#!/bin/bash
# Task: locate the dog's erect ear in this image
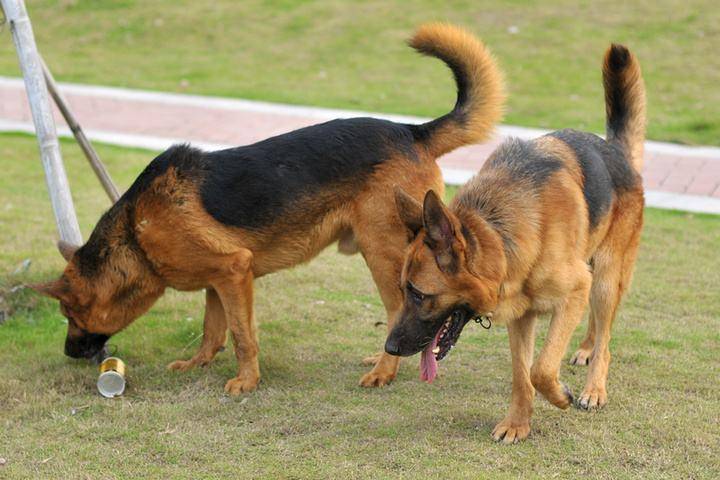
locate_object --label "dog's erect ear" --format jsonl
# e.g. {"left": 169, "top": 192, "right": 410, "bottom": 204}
{"left": 28, "top": 278, "right": 69, "bottom": 301}
{"left": 57, "top": 240, "right": 80, "bottom": 262}
{"left": 423, "top": 190, "right": 455, "bottom": 248}
{"left": 394, "top": 187, "right": 423, "bottom": 236}
{"left": 423, "top": 190, "right": 460, "bottom": 272}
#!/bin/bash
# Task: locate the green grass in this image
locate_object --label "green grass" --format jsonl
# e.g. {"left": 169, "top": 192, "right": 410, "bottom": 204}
{"left": 1, "top": 132, "right": 719, "bottom": 478}
{"left": 0, "top": 1, "right": 718, "bottom": 145}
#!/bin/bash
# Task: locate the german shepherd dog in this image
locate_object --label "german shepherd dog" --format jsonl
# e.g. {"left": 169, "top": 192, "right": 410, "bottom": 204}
{"left": 31, "top": 24, "right": 505, "bottom": 394}
{"left": 385, "top": 45, "right": 645, "bottom": 442}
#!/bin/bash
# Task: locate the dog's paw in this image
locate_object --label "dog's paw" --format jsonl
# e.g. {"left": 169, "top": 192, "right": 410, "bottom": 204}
{"left": 532, "top": 372, "right": 575, "bottom": 410}
{"left": 359, "top": 369, "right": 396, "bottom": 388}
{"left": 492, "top": 417, "right": 531, "bottom": 444}
{"left": 541, "top": 381, "right": 575, "bottom": 409}
{"left": 361, "top": 352, "right": 383, "bottom": 366}
{"left": 569, "top": 348, "right": 593, "bottom": 366}
{"left": 224, "top": 374, "right": 260, "bottom": 395}
{"left": 576, "top": 386, "right": 607, "bottom": 410}
{"left": 167, "top": 359, "right": 198, "bottom": 372}
{"left": 559, "top": 382, "right": 576, "bottom": 409}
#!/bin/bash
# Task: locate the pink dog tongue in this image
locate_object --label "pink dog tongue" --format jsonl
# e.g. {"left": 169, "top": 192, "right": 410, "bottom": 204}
{"left": 420, "top": 329, "right": 442, "bottom": 383}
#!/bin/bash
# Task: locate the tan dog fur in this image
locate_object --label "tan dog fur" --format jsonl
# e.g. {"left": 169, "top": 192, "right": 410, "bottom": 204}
{"left": 387, "top": 44, "right": 646, "bottom": 442}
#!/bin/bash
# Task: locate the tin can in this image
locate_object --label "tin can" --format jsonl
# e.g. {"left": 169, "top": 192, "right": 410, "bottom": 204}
{"left": 97, "top": 357, "right": 126, "bottom": 398}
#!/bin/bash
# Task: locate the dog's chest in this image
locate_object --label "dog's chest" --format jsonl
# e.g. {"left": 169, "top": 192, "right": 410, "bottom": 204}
{"left": 494, "top": 278, "right": 568, "bottom": 323}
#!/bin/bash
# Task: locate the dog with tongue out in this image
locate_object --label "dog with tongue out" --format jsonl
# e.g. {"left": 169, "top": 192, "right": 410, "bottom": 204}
{"left": 384, "top": 42, "right": 646, "bottom": 444}
{"left": 383, "top": 189, "right": 499, "bottom": 385}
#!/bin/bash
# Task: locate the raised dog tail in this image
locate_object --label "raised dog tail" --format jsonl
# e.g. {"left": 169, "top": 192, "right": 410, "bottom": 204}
{"left": 602, "top": 44, "right": 646, "bottom": 172}
{"left": 408, "top": 23, "right": 505, "bottom": 158}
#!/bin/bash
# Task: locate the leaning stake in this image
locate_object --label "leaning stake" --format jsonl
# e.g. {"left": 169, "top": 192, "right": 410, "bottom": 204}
{"left": 41, "top": 57, "right": 121, "bottom": 203}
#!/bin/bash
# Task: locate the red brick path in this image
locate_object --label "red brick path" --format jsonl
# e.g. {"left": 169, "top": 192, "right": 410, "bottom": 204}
{"left": 1, "top": 79, "right": 719, "bottom": 198}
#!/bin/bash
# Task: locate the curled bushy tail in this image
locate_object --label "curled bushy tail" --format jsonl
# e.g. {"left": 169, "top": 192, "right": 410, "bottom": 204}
{"left": 409, "top": 23, "right": 506, "bottom": 158}
{"left": 603, "top": 44, "right": 646, "bottom": 171}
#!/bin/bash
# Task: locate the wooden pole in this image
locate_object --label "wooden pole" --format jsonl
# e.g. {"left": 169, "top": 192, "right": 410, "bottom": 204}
{"left": 41, "top": 58, "right": 121, "bottom": 203}
{"left": 1, "top": 0, "right": 82, "bottom": 245}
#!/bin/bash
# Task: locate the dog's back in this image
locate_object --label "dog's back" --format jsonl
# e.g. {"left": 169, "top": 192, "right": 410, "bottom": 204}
{"left": 200, "top": 118, "right": 418, "bottom": 231}
{"left": 547, "top": 129, "right": 639, "bottom": 228}
{"left": 454, "top": 45, "right": 645, "bottom": 268}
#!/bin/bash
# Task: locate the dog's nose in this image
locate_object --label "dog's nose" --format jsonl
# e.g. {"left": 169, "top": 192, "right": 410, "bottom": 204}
{"left": 384, "top": 337, "right": 401, "bottom": 355}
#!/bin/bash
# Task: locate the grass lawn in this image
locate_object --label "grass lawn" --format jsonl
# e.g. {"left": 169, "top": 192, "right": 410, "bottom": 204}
{"left": 0, "top": 133, "right": 719, "bottom": 478}
{"left": 0, "top": 1, "right": 718, "bottom": 146}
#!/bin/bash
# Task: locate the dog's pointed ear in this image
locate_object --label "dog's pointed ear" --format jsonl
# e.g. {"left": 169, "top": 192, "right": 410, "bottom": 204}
{"left": 423, "top": 190, "right": 460, "bottom": 272}
{"left": 57, "top": 240, "right": 80, "bottom": 261}
{"left": 394, "top": 187, "right": 423, "bottom": 236}
{"left": 423, "top": 190, "right": 455, "bottom": 248}
{"left": 28, "top": 278, "right": 69, "bottom": 301}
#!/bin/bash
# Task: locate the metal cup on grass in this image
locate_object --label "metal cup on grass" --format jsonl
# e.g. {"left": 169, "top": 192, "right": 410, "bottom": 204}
{"left": 97, "top": 356, "right": 126, "bottom": 398}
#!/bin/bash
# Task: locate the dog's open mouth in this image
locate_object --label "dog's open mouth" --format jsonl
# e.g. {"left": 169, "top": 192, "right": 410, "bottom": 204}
{"left": 420, "top": 310, "right": 471, "bottom": 383}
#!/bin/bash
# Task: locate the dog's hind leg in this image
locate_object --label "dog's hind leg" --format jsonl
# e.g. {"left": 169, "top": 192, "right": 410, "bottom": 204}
{"left": 570, "top": 310, "right": 595, "bottom": 366}
{"left": 211, "top": 249, "right": 260, "bottom": 395}
{"left": 578, "top": 203, "right": 642, "bottom": 410}
{"left": 168, "top": 288, "right": 228, "bottom": 371}
{"left": 357, "top": 257, "right": 403, "bottom": 387}
{"left": 531, "top": 267, "right": 591, "bottom": 409}
{"left": 492, "top": 312, "right": 537, "bottom": 444}
{"left": 356, "top": 234, "right": 406, "bottom": 388}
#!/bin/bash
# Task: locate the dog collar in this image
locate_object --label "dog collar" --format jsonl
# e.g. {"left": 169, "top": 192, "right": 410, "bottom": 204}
{"left": 473, "top": 312, "right": 493, "bottom": 329}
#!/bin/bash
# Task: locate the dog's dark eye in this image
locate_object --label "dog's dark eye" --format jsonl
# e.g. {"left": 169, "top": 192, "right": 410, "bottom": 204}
{"left": 406, "top": 282, "right": 426, "bottom": 305}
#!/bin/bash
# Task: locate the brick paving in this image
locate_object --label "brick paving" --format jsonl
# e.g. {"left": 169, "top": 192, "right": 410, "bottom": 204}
{"left": 1, "top": 78, "right": 719, "bottom": 198}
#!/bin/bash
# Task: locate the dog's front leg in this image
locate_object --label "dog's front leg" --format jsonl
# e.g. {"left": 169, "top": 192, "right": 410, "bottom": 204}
{"left": 530, "top": 271, "right": 591, "bottom": 409}
{"left": 492, "top": 313, "right": 537, "bottom": 444}
{"left": 212, "top": 249, "right": 260, "bottom": 395}
{"left": 168, "top": 288, "right": 228, "bottom": 371}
